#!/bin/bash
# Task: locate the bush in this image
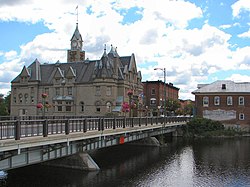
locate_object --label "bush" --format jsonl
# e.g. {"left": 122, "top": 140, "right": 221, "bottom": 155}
{"left": 184, "top": 117, "right": 224, "bottom": 137}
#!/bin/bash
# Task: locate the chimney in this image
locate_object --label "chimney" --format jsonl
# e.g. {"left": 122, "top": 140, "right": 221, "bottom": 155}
{"left": 222, "top": 84, "right": 226, "bottom": 89}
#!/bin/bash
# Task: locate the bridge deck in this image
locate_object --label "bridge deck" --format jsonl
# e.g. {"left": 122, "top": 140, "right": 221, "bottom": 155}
{"left": 0, "top": 122, "right": 185, "bottom": 153}
{"left": 0, "top": 116, "right": 190, "bottom": 171}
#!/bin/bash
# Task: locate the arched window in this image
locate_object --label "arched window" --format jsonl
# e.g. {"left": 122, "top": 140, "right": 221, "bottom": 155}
{"left": 24, "top": 94, "right": 28, "bottom": 103}
{"left": 19, "top": 94, "right": 23, "bottom": 103}
{"left": 214, "top": 96, "right": 220, "bottom": 105}
{"left": 227, "top": 96, "right": 233, "bottom": 105}
{"left": 150, "top": 98, "right": 156, "bottom": 105}
{"left": 203, "top": 96, "right": 209, "bottom": 107}
{"left": 106, "top": 102, "right": 112, "bottom": 113}
{"left": 80, "top": 101, "right": 84, "bottom": 112}
{"left": 239, "top": 113, "right": 244, "bottom": 120}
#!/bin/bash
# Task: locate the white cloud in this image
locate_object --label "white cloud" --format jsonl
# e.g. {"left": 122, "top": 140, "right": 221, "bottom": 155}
{"left": 0, "top": 0, "right": 250, "bottom": 99}
{"left": 219, "top": 24, "right": 231, "bottom": 29}
{"left": 232, "top": 46, "right": 250, "bottom": 69}
{"left": 231, "top": 0, "right": 250, "bottom": 17}
{"left": 4, "top": 50, "right": 17, "bottom": 60}
{"left": 238, "top": 29, "right": 250, "bottom": 38}
{"left": 226, "top": 74, "right": 250, "bottom": 82}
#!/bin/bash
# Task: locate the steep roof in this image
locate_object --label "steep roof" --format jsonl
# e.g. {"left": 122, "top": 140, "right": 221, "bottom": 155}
{"left": 192, "top": 80, "right": 250, "bottom": 94}
{"left": 11, "top": 59, "right": 41, "bottom": 83}
{"left": 70, "top": 23, "right": 82, "bottom": 42}
{"left": 11, "top": 53, "right": 139, "bottom": 84}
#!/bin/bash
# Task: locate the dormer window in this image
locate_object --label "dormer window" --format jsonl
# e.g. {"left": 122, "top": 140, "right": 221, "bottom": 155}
{"left": 222, "top": 84, "right": 226, "bottom": 89}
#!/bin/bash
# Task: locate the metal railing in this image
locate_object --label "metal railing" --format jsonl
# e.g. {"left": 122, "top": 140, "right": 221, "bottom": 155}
{"left": 0, "top": 116, "right": 191, "bottom": 141}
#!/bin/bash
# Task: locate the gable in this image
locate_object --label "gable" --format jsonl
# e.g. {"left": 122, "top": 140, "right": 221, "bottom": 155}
{"left": 54, "top": 67, "right": 64, "bottom": 79}
{"left": 66, "top": 66, "right": 76, "bottom": 78}
{"left": 20, "top": 66, "right": 30, "bottom": 77}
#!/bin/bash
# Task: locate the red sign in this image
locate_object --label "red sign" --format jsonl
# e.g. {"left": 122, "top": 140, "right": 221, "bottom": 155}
{"left": 119, "top": 136, "right": 125, "bottom": 144}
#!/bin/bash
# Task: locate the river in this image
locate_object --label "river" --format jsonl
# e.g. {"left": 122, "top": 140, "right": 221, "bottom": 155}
{"left": 1, "top": 137, "right": 249, "bottom": 187}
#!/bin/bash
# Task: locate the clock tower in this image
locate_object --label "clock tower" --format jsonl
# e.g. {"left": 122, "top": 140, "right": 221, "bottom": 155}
{"left": 67, "top": 23, "right": 85, "bottom": 62}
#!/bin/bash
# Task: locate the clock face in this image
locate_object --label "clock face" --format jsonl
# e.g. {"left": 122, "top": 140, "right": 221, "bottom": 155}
{"left": 72, "top": 41, "right": 77, "bottom": 47}
{"left": 78, "top": 41, "right": 82, "bottom": 48}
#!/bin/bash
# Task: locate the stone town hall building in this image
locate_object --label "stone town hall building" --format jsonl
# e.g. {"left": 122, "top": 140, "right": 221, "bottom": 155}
{"left": 10, "top": 23, "right": 143, "bottom": 116}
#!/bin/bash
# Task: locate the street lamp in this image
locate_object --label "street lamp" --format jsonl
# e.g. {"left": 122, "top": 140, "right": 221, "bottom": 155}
{"left": 154, "top": 67, "right": 166, "bottom": 126}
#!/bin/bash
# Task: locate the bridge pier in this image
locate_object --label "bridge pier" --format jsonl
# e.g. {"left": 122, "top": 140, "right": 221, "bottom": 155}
{"left": 44, "top": 152, "right": 100, "bottom": 171}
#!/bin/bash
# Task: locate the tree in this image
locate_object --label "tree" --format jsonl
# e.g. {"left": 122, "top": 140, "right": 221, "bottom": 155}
{"left": 166, "top": 98, "right": 180, "bottom": 115}
{"left": 0, "top": 92, "right": 11, "bottom": 116}
{"left": 183, "top": 103, "right": 194, "bottom": 115}
{"left": 5, "top": 92, "right": 11, "bottom": 114}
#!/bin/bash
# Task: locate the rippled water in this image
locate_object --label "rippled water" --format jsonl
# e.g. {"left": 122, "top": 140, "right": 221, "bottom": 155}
{"left": 1, "top": 137, "right": 250, "bottom": 187}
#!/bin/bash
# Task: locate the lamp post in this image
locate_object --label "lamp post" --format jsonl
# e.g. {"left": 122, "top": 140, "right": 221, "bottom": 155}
{"left": 154, "top": 67, "right": 166, "bottom": 126}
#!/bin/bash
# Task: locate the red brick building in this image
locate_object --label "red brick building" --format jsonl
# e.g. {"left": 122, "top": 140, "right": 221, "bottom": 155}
{"left": 192, "top": 80, "right": 250, "bottom": 130}
{"left": 142, "top": 80, "right": 179, "bottom": 116}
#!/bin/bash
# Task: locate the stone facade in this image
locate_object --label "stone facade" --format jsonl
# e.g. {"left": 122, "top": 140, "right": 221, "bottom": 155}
{"left": 142, "top": 80, "right": 179, "bottom": 116}
{"left": 10, "top": 23, "right": 143, "bottom": 117}
{"left": 192, "top": 80, "right": 250, "bottom": 130}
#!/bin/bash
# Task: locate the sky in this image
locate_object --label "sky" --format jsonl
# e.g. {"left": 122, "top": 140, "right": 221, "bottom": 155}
{"left": 0, "top": 0, "right": 250, "bottom": 100}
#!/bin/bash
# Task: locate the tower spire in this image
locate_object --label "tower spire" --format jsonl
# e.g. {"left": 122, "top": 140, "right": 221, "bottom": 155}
{"left": 76, "top": 5, "right": 78, "bottom": 24}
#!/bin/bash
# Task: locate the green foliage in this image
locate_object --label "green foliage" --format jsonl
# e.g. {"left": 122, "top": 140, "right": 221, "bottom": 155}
{"left": 183, "top": 103, "right": 194, "bottom": 115}
{"left": 184, "top": 117, "right": 224, "bottom": 137}
{"left": 184, "top": 117, "right": 246, "bottom": 137}
{"left": 166, "top": 98, "right": 180, "bottom": 115}
{"left": 0, "top": 92, "right": 11, "bottom": 116}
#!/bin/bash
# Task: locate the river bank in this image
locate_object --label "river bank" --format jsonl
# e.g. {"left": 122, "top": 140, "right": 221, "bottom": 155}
{"left": 183, "top": 117, "right": 250, "bottom": 138}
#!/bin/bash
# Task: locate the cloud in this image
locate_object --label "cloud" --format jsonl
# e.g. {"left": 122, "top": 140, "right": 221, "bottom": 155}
{"left": 0, "top": 0, "right": 250, "bottom": 100}
{"left": 0, "top": 0, "right": 30, "bottom": 7}
{"left": 232, "top": 46, "right": 250, "bottom": 69}
{"left": 231, "top": 0, "right": 250, "bottom": 17}
{"left": 140, "top": 28, "right": 158, "bottom": 45}
{"left": 219, "top": 24, "right": 232, "bottom": 29}
{"left": 226, "top": 74, "right": 250, "bottom": 82}
{"left": 4, "top": 50, "right": 17, "bottom": 60}
{"left": 238, "top": 29, "right": 250, "bottom": 38}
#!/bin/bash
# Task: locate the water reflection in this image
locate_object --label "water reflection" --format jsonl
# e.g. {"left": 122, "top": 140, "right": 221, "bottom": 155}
{"left": 2, "top": 138, "right": 250, "bottom": 187}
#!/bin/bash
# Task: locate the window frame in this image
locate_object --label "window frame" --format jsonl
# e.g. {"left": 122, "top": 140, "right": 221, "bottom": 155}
{"left": 151, "top": 88, "right": 156, "bottom": 95}
{"left": 24, "top": 94, "right": 28, "bottom": 104}
{"left": 96, "top": 101, "right": 101, "bottom": 112}
{"left": 66, "top": 106, "right": 71, "bottom": 112}
{"left": 106, "top": 102, "right": 112, "bottom": 113}
{"left": 214, "top": 96, "right": 220, "bottom": 106}
{"left": 80, "top": 101, "right": 84, "bottom": 112}
{"left": 55, "top": 88, "right": 60, "bottom": 96}
{"left": 239, "top": 113, "right": 244, "bottom": 120}
{"left": 227, "top": 96, "right": 233, "bottom": 105}
{"left": 150, "top": 98, "right": 156, "bottom": 105}
{"left": 203, "top": 96, "right": 209, "bottom": 107}
{"left": 19, "top": 94, "right": 23, "bottom": 103}
{"left": 106, "top": 86, "right": 112, "bottom": 96}
{"left": 239, "top": 96, "right": 244, "bottom": 106}
{"left": 67, "top": 87, "right": 73, "bottom": 95}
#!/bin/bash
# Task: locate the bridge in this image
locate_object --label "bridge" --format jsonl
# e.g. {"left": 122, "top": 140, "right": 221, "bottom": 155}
{"left": 0, "top": 116, "right": 190, "bottom": 171}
